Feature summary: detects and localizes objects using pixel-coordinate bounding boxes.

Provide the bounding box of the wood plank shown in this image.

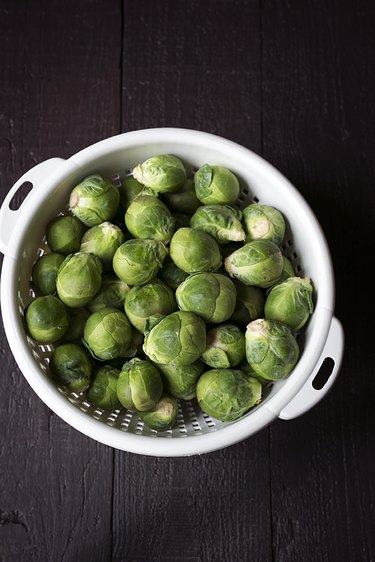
[113,437,271,562]
[262,1,375,560]
[121,0,261,150]
[0,2,121,560]
[114,1,271,561]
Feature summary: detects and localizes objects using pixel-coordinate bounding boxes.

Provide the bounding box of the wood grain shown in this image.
[0,0,374,561]
[0,2,121,560]
[262,1,375,560]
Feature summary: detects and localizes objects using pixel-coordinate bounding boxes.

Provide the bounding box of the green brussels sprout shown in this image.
[264,277,314,331]
[279,255,295,281]
[112,239,168,285]
[106,329,144,370]
[238,358,272,386]
[140,393,178,431]
[80,221,124,271]
[170,228,221,273]
[125,194,175,243]
[132,154,187,193]
[202,324,245,368]
[87,275,130,313]
[117,358,163,411]
[175,273,236,323]
[243,204,285,245]
[32,253,65,295]
[125,279,177,334]
[46,215,85,254]
[69,174,120,226]
[158,256,189,291]
[197,369,262,422]
[163,179,201,214]
[194,164,240,205]
[173,212,192,229]
[143,311,206,366]
[129,328,145,357]
[25,296,70,343]
[225,240,283,288]
[49,343,91,392]
[56,252,102,308]
[119,176,144,211]
[220,242,243,259]
[82,307,133,361]
[245,318,299,380]
[88,365,121,409]
[58,309,89,344]
[158,359,205,400]
[230,281,265,327]
[190,205,245,244]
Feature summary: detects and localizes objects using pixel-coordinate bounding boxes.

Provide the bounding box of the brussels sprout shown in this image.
[194,164,240,205]
[243,204,285,245]
[190,205,245,244]
[158,359,205,400]
[25,296,70,343]
[225,240,283,288]
[56,252,102,308]
[129,328,145,357]
[69,174,120,226]
[88,365,121,409]
[238,358,272,386]
[143,311,206,366]
[107,328,144,370]
[80,221,124,271]
[59,309,89,344]
[158,256,189,291]
[49,343,91,392]
[202,324,245,368]
[173,212,192,229]
[175,273,236,323]
[280,255,295,281]
[245,318,299,380]
[264,277,314,331]
[230,281,265,327]
[125,194,175,243]
[32,253,65,295]
[140,393,178,431]
[170,228,221,274]
[46,215,85,254]
[119,176,144,211]
[112,239,168,285]
[82,307,133,361]
[197,369,262,422]
[87,275,130,313]
[220,242,243,259]
[133,154,187,193]
[163,179,201,214]
[125,279,177,333]
[117,358,163,411]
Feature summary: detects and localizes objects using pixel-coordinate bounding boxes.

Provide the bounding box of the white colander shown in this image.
[0,128,344,457]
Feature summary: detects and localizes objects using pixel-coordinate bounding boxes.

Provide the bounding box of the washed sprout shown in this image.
[245,318,299,380]
[225,239,283,288]
[264,276,314,330]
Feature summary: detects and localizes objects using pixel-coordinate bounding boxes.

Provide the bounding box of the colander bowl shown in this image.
[0,128,344,456]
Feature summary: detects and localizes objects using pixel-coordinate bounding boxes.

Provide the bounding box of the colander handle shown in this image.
[278,316,344,420]
[0,158,65,257]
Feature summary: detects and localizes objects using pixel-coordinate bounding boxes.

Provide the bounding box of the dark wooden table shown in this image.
[1,2,374,561]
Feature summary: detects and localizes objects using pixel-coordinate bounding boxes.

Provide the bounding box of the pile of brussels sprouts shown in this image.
[25,154,314,431]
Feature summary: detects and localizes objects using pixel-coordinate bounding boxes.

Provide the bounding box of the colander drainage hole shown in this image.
[312,357,335,390]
